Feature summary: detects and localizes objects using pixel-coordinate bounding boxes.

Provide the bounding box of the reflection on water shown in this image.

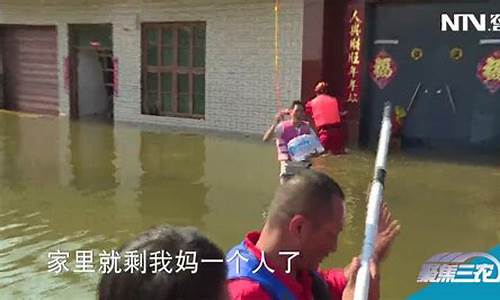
[70,121,118,195]
[0,111,498,299]
[138,132,208,227]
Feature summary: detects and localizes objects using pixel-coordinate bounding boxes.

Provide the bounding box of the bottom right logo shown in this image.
[417,252,500,283]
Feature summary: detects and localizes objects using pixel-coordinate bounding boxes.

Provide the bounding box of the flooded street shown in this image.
[0,111,499,299]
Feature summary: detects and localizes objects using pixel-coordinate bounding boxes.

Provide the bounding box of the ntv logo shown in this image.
[441,14,500,32]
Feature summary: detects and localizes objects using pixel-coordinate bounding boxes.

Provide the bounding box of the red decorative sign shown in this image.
[476,50,500,94]
[344,9,364,103]
[113,57,119,96]
[370,50,397,90]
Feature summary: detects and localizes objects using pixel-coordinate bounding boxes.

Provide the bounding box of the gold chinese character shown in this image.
[350,37,361,51]
[349,65,358,78]
[481,57,500,81]
[349,79,357,92]
[350,10,362,24]
[373,57,393,79]
[349,51,360,65]
[350,23,361,37]
[347,92,359,103]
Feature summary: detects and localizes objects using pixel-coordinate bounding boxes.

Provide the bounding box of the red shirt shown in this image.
[227,232,347,300]
[305,95,342,128]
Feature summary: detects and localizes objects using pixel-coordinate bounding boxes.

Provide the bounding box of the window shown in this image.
[142,23,206,118]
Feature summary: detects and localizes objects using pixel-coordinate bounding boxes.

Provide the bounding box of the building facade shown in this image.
[1,0,500,150]
[0,0,303,135]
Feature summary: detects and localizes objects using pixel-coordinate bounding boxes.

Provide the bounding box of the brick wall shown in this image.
[0,0,304,135]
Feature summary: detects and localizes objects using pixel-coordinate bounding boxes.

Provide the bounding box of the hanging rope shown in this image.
[274,0,282,111]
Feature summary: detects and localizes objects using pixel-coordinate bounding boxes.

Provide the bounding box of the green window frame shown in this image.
[142,22,206,118]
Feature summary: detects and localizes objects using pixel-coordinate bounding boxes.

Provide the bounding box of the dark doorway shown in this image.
[69,24,114,120]
[362,2,500,153]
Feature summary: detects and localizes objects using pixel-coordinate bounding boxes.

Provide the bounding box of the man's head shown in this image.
[314,81,328,95]
[289,100,305,123]
[98,225,227,300]
[266,170,345,270]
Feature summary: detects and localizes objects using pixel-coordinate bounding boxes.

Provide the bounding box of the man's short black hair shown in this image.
[267,169,345,228]
[290,100,305,110]
[98,225,227,300]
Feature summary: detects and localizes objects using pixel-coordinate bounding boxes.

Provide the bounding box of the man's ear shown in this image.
[288,214,307,239]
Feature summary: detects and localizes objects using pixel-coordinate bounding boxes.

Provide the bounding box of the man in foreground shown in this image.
[226,170,400,300]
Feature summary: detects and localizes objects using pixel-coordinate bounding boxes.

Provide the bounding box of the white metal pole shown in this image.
[353,102,392,300]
